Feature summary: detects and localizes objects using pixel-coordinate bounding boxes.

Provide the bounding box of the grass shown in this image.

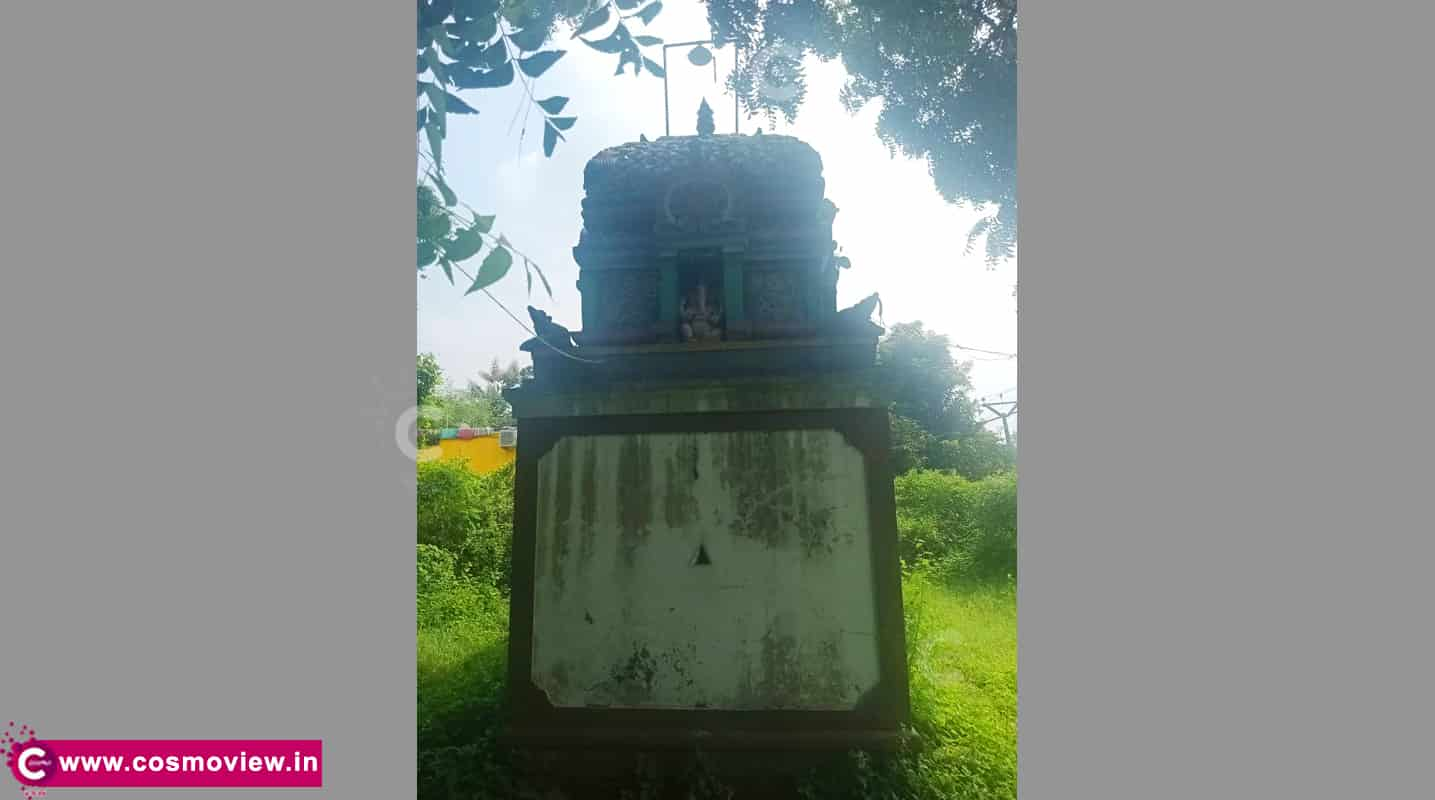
[896,573,1017,800]
[417,574,1016,799]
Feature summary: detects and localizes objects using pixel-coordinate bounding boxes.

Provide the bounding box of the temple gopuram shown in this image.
[502,103,909,790]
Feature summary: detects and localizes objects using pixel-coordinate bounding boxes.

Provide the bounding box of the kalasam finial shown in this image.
[697,98,715,136]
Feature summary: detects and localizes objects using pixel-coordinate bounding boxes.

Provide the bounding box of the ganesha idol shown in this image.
[679,282,723,342]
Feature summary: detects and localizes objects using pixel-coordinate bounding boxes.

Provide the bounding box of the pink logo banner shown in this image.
[6,736,322,791]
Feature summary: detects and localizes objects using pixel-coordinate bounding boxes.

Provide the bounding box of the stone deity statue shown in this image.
[680,282,723,342]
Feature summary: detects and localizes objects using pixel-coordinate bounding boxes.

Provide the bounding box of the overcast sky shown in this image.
[419,0,1017,415]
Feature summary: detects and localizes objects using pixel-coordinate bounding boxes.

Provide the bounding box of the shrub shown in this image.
[417,459,515,594]
[895,470,1017,582]
[417,543,501,631]
[930,430,1016,480]
[796,574,1017,800]
[417,543,459,595]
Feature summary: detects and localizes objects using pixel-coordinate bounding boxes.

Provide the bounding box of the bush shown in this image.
[417,459,515,595]
[930,430,1016,480]
[415,447,1016,799]
[895,470,1017,582]
[417,543,502,631]
[796,574,1016,800]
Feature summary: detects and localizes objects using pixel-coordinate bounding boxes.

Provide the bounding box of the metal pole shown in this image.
[661,40,735,135]
[733,48,740,134]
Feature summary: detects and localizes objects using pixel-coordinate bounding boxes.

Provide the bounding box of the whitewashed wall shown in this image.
[530,429,881,710]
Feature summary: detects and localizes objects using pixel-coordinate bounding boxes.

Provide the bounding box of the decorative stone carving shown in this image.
[745,271,801,323]
[663,179,731,233]
[831,293,882,333]
[680,282,723,342]
[522,306,575,352]
[592,271,659,331]
[696,98,716,136]
[582,135,824,204]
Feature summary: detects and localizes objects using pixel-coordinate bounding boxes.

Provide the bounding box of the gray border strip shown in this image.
[0,2,415,797]
[1022,1,1435,797]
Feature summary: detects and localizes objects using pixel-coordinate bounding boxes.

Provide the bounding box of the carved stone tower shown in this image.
[503,108,908,777]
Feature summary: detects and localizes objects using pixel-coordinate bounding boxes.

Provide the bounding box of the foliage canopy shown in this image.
[704,0,1017,263]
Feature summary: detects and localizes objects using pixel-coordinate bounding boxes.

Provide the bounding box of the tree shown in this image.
[931,428,1015,479]
[889,414,936,474]
[416,354,530,431]
[875,321,1017,478]
[704,0,1017,264]
[417,0,669,295]
[478,357,533,388]
[418,352,444,405]
[876,321,979,439]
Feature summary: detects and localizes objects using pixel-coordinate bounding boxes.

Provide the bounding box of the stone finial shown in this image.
[696,98,715,136]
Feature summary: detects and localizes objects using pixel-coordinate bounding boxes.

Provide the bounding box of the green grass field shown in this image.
[417,574,1016,799]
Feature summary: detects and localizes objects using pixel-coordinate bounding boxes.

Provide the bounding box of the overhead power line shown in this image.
[951,343,1017,359]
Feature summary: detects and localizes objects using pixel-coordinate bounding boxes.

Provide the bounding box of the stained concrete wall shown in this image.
[530,428,880,711]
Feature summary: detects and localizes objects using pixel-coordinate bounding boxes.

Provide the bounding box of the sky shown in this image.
[419,0,1018,423]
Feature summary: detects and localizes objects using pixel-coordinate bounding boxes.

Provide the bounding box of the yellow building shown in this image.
[417,427,516,474]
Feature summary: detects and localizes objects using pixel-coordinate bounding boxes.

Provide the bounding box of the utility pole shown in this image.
[979,400,1018,446]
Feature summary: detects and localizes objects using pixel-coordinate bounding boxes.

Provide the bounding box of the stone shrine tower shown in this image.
[503,108,909,767]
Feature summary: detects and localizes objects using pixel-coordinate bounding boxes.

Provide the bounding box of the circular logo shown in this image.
[11,741,57,786]
[395,405,420,461]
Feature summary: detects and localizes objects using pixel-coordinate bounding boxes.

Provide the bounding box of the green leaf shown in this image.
[418,240,438,268]
[417,184,441,216]
[518,50,565,78]
[423,83,447,119]
[642,57,664,77]
[436,33,466,62]
[615,48,639,76]
[582,28,627,54]
[634,35,662,46]
[542,120,558,157]
[454,0,499,18]
[424,119,443,169]
[457,13,498,44]
[498,0,534,26]
[439,257,455,284]
[417,107,428,131]
[508,22,549,53]
[418,210,451,241]
[444,225,485,262]
[452,59,514,89]
[444,91,479,114]
[525,258,533,294]
[615,0,642,9]
[573,5,611,37]
[418,0,449,29]
[466,246,514,294]
[463,41,508,70]
[431,171,457,207]
[549,116,576,130]
[537,95,568,114]
[423,47,448,86]
[635,1,662,26]
[473,214,496,233]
